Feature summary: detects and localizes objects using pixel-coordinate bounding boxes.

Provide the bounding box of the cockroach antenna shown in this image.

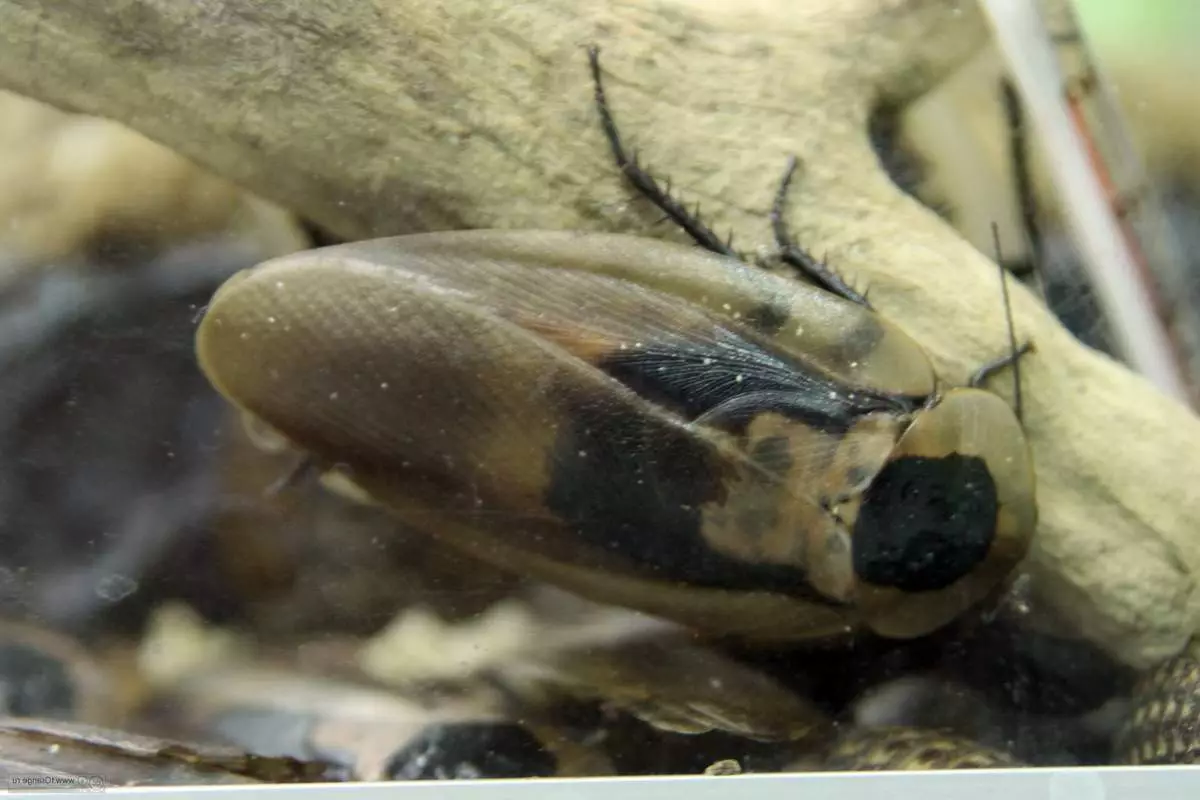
[969,224,1032,421]
[993,222,1025,424]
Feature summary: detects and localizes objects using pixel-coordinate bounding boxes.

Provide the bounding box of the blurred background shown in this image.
[899,0,1200,389]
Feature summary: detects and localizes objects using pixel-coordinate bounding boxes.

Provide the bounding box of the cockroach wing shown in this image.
[196,231,904,640]
[331,231,937,398]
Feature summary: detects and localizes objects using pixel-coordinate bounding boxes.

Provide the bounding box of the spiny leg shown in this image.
[771,156,871,307]
[587,46,739,259]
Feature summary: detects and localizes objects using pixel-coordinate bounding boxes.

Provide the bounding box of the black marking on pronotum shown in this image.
[851,454,998,593]
[384,723,558,780]
[543,388,846,604]
[588,46,740,260]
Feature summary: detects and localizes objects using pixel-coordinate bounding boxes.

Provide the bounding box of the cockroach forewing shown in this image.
[299,231,937,396]
[197,232,871,640]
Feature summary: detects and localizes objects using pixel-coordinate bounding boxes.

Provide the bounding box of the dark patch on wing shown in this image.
[852,454,997,592]
[836,316,889,365]
[596,327,913,434]
[544,387,843,602]
[743,302,790,335]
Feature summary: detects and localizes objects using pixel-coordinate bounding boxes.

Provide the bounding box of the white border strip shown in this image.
[10,767,1200,798]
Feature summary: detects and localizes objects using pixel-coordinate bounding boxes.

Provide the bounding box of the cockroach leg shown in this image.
[771,156,871,307]
[587,46,740,260]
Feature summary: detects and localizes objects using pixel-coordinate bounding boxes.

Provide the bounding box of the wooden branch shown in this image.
[2,0,1198,668]
[0,0,982,241]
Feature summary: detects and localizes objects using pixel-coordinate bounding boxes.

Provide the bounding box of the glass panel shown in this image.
[0,0,1198,792]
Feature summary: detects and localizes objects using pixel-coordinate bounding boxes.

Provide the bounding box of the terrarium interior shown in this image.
[0,0,1198,787]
